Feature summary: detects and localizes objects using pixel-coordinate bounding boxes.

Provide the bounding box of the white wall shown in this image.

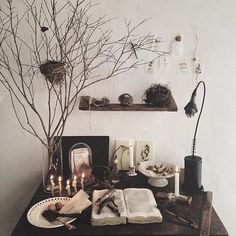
[0,0,236,235]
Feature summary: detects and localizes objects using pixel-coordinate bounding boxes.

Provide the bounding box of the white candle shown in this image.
[50,175,55,196]
[58,176,62,196]
[81,172,85,191]
[129,141,134,167]
[175,167,180,196]
[66,179,71,196]
[72,175,77,192]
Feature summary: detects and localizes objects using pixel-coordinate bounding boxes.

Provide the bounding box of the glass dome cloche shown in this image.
[69,142,92,179]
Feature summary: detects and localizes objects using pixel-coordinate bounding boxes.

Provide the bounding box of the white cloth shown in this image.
[59,190,92,214]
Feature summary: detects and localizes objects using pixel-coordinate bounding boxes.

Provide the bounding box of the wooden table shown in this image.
[11,170,228,236]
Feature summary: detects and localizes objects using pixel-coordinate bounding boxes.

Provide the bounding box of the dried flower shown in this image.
[184,89,198,117]
[195,63,202,74]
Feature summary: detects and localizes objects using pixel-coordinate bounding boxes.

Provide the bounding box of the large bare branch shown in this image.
[0,0,168,159]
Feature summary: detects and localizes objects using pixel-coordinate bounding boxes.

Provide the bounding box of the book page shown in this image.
[124,188,162,223]
[91,189,127,226]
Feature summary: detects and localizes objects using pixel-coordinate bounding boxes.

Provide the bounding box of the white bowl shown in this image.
[138,160,176,187]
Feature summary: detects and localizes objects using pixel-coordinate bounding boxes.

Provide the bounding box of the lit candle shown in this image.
[72,175,77,193]
[129,141,134,167]
[175,167,180,196]
[58,176,62,196]
[81,172,85,191]
[50,175,55,196]
[65,179,71,196]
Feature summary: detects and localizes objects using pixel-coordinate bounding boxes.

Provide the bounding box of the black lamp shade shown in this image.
[183,155,204,193]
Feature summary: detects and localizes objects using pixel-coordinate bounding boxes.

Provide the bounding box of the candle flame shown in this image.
[73,175,77,180]
[82,172,85,178]
[66,179,70,185]
[50,175,54,180]
[58,176,62,181]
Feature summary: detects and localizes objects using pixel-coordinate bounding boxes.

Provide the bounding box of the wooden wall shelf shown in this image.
[79,96,178,111]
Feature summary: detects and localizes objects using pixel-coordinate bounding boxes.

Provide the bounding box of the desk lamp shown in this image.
[183,81,206,193]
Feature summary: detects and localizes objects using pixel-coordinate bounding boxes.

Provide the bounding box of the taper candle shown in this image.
[72,175,77,193]
[58,176,62,196]
[50,175,55,196]
[175,167,180,196]
[129,141,134,167]
[66,179,71,196]
[81,172,85,191]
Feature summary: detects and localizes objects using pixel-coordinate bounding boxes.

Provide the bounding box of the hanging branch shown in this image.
[0,0,168,158]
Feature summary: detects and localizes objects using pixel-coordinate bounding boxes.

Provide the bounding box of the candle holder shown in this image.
[110,158,120,183]
[110,145,128,183]
[111,169,120,183]
[127,166,137,176]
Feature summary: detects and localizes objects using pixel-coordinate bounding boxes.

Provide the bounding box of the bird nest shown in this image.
[143,84,172,107]
[40,61,66,84]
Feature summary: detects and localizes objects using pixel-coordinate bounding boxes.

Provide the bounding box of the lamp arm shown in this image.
[192,81,206,156]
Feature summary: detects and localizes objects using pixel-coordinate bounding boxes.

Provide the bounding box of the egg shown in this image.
[55,202,64,211]
[47,204,56,211]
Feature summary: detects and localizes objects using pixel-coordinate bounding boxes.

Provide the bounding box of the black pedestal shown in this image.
[182,155,204,193]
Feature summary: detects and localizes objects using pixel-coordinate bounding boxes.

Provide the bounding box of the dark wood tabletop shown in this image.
[11,170,228,236]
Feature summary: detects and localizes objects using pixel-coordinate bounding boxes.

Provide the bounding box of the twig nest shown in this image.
[118,93,133,106]
[91,97,110,107]
[143,84,172,107]
[40,60,66,84]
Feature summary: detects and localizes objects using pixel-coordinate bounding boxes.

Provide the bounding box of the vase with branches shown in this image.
[0,0,166,191]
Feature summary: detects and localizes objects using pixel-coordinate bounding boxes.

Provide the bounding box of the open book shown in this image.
[91,188,162,226]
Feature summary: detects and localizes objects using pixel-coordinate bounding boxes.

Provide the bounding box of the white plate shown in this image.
[27,197,76,228]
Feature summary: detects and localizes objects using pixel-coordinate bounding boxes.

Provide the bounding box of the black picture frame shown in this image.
[61,136,109,177]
